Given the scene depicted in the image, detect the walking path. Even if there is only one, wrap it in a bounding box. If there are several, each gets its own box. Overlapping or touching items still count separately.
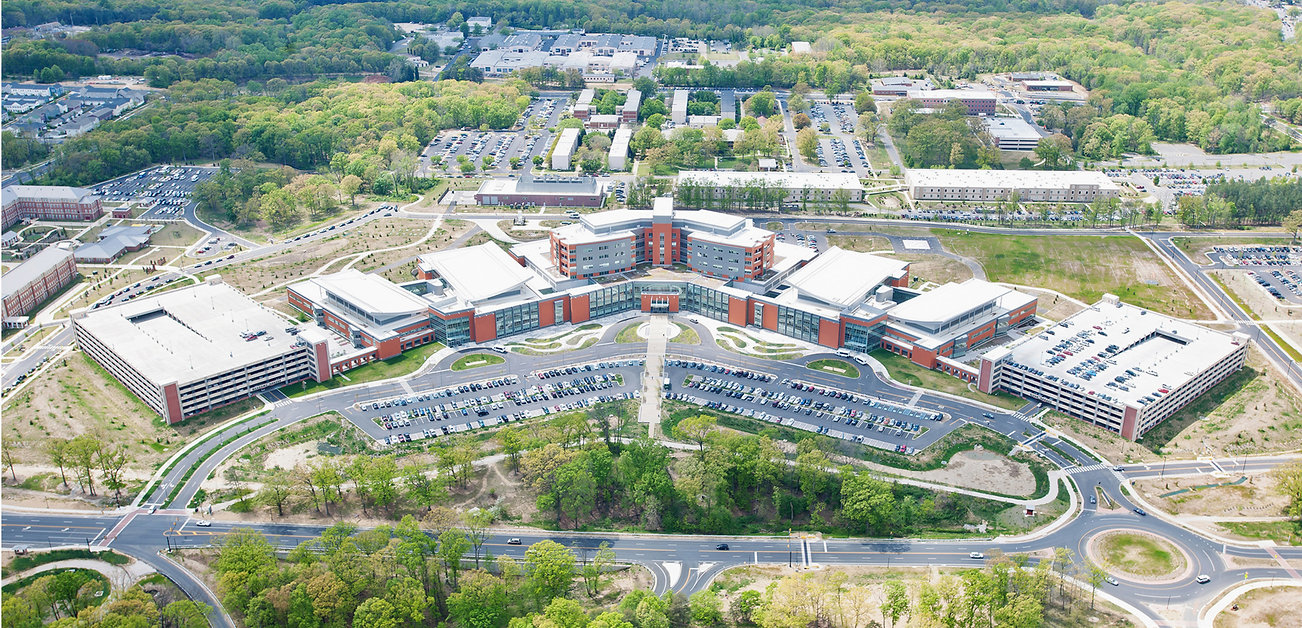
[638,315,671,436]
[1,557,156,591]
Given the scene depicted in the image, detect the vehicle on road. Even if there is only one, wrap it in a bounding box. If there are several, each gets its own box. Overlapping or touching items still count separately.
[507,538,522,545]
[1133,508,1147,516]
[1196,574,1210,584]
[969,551,984,559]
[715,543,730,551]
[196,520,212,527]
[1105,576,1119,586]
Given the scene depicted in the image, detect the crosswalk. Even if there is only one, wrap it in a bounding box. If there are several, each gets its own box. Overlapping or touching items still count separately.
[1067,462,1110,473]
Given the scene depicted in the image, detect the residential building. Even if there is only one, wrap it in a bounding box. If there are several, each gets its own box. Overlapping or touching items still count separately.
[1,245,77,324]
[905,169,1121,203]
[672,89,688,125]
[609,127,633,171]
[75,277,332,424]
[552,127,581,170]
[2,185,104,230]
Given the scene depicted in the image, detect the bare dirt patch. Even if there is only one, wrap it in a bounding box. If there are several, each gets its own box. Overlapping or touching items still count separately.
[887,252,974,286]
[2,351,264,476]
[1134,475,1288,518]
[827,234,892,252]
[1214,585,1302,628]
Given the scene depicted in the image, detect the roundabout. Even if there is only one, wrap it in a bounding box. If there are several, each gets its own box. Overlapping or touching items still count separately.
[1089,528,1192,582]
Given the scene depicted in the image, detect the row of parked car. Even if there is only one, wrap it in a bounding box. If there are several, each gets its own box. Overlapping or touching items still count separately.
[532,359,643,379]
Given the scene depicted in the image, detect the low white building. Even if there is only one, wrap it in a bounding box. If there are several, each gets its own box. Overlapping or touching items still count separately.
[672,89,689,125]
[609,127,633,171]
[983,117,1045,151]
[905,169,1120,203]
[552,127,581,171]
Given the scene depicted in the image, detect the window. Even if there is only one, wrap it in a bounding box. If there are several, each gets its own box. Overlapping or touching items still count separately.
[553,300,565,322]
[494,303,540,338]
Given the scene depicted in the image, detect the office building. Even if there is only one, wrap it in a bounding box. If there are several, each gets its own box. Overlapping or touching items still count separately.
[979,296,1250,440]
[676,171,865,203]
[2,246,77,324]
[292,200,1035,378]
[474,176,605,207]
[870,76,934,96]
[983,117,1044,151]
[2,185,104,230]
[905,169,1120,203]
[75,224,153,263]
[74,278,332,424]
[905,89,998,115]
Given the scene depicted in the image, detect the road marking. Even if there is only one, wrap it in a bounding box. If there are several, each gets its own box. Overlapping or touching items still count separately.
[663,561,682,588]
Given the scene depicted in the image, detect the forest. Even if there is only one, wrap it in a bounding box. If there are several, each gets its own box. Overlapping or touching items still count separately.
[35,79,530,189]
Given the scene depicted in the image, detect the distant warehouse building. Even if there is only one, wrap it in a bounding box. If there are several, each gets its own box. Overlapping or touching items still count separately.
[676,171,865,205]
[2,185,104,230]
[979,295,1250,440]
[475,176,606,207]
[73,277,332,424]
[905,169,1120,203]
[905,89,997,116]
[609,127,633,171]
[1023,80,1074,92]
[2,246,77,326]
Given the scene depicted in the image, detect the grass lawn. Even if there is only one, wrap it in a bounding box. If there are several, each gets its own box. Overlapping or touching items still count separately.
[807,358,860,378]
[282,342,445,398]
[2,549,128,577]
[827,235,892,252]
[2,568,110,601]
[869,349,1026,410]
[935,230,1213,319]
[669,322,699,344]
[451,353,505,371]
[615,322,645,344]
[142,221,205,247]
[1217,520,1302,546]
[1096,532,1184,577]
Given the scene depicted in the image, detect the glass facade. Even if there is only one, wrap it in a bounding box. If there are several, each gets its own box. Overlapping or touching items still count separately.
[683,284,730,321]
[494,303,540,337]
[843,321,884,352]
[775,305,822,344]
[430,314,471,347]
[589,283,641,318]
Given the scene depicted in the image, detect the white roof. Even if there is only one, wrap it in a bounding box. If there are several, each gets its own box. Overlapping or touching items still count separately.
[905,169,1120,191]
[314,269,430,319]
[887,279,1025,326]
[575,89,595,107]
[677,170,864,192]
[419,243,536,304]
[906,89,996,100]
[784,247,909,309]
[3,185,97,205]
[73,280,310,385]
[790,41,812,54]
[989,297,1247,407]
[983,117,1044,141]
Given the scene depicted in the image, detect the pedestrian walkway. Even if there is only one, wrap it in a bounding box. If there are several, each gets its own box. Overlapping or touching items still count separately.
[638,315,671,436]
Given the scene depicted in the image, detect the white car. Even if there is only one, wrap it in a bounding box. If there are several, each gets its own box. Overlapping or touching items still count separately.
[195,520,212,527]
[969,552,984,559]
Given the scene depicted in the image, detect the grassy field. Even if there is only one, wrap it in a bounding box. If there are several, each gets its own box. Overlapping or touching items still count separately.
[2,548,128,577]
[889,252,974,287]
[142,222,205,248]
[1096,531,1184,577]
[1215,520,1302,546]
[869,349,1026,410]
[935,230,1213,319]
[282,341,445,398]
[2,351,264,473]
[826,234,892,252]
[807,358,860,378]
[451,353,505,371]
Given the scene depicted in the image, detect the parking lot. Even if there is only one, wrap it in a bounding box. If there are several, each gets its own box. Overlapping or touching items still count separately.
[90,165,216,220]
[663,358,957,454]
[423,96,569,178]
[1211,245,1302,267]
[345,358,644,443]
[1247,268,1302,303]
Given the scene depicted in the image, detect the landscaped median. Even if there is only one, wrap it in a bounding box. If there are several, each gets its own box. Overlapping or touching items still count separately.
[451,353,505,371]
[806,358,860,378]
[1090,530,1188,580]
[869,349,1026,410]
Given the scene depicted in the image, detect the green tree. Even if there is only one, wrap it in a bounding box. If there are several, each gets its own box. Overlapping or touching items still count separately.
[841,472,896,535]
[259,469,294,516]
[882,581,909,628]
[463,509,494,567]
[672,415,718,460]
[214,529,277,612]
[796,127,819,161]
[747,91,777,117]
[581,542,617,597]
[161,600,212,628]
[438,528,471,589]
[543,597,589,628]
[525,540,576,607]
[1274,462,1302,520]
[1283,209,1302,242]
[689,590,723,626]
[448,570,509,628]
[353,597,399,628]
[855,91,877,114]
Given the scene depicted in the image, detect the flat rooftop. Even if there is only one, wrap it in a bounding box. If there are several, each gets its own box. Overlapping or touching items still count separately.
[986,298,1247,407]
[888,279,1030,328]
[678,170,864,191]
[905,169,1120,190]
[983,117,1044,142]
[74,280,309,385]
[907,89,997,100]
[418,243,537,305]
